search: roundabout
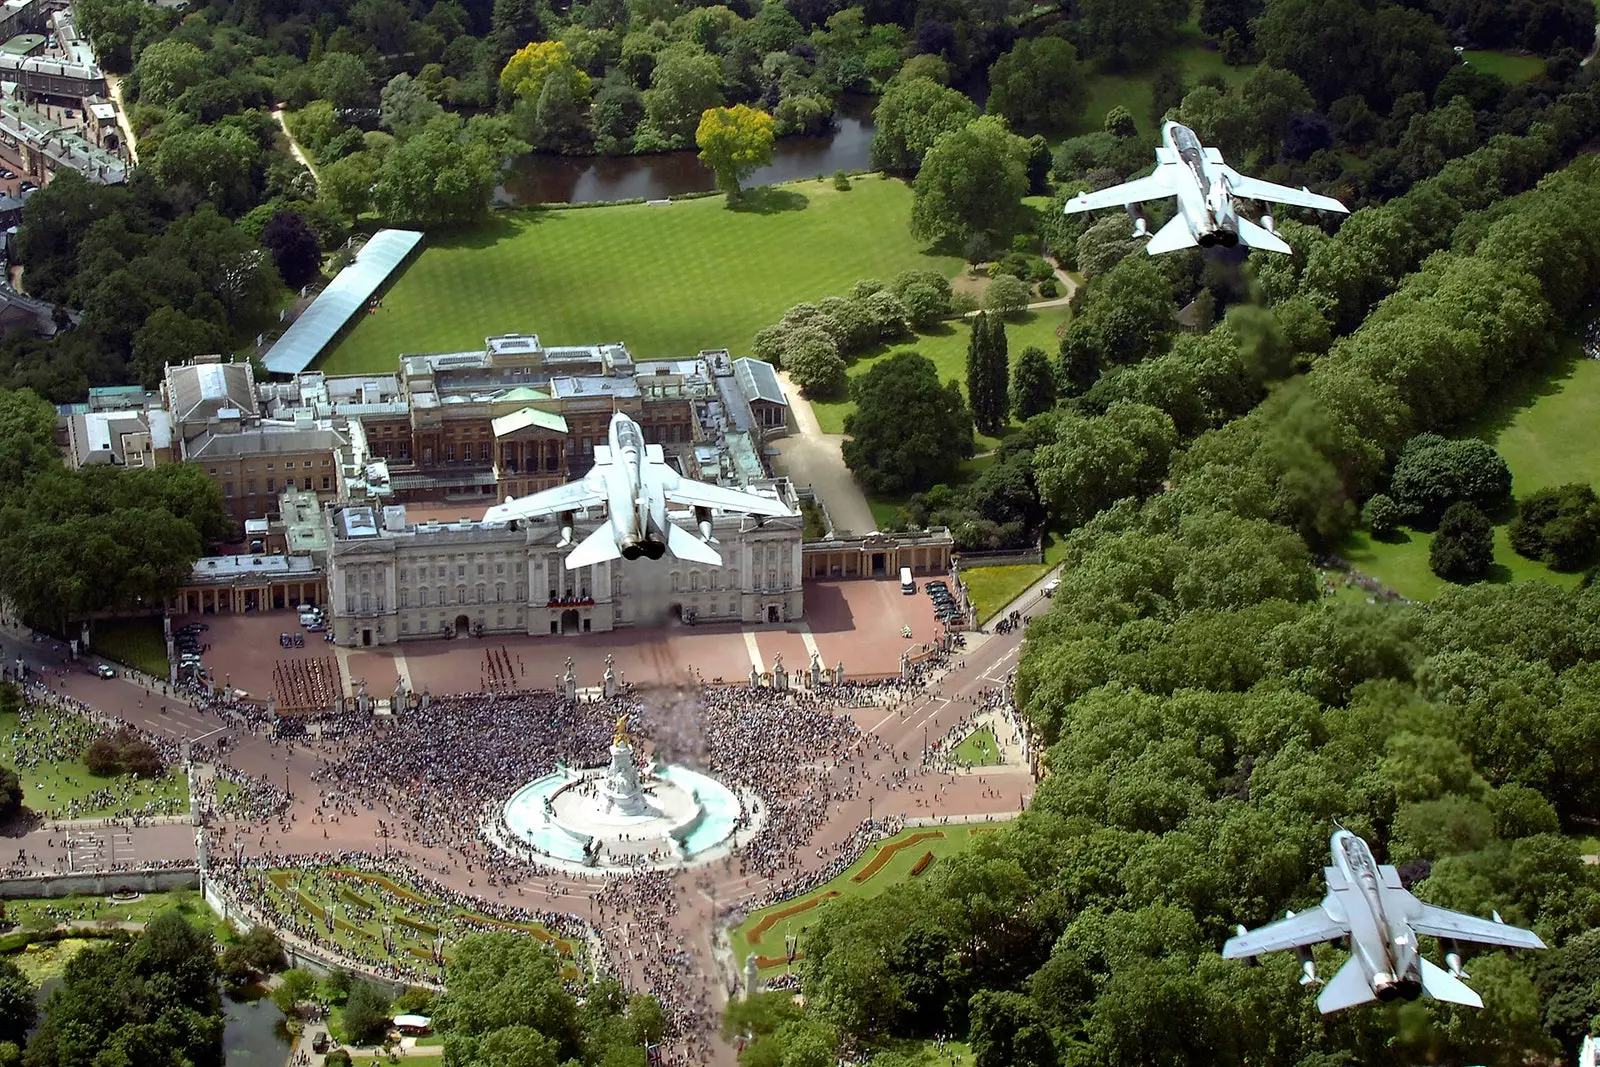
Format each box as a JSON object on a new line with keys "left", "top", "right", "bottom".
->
{"left": 494, "top": 716, "right": 761, "bottom": 872}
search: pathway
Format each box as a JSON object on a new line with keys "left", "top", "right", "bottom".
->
{"left": 273, "top": 107, "right": 318, "bottom": 184}
{"left": 767, "top": 371, "right": 876, "bottom": 534}
{"left": 103, "top": 75, "right": 139, "bottom": 165}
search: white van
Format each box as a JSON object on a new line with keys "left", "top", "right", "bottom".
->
{"left": 900, "top": 566, "right": 915, "bottom": 594}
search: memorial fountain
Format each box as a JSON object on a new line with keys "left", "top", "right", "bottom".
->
{"left": 494, "top": 706, "right": 757, "bottom": 873}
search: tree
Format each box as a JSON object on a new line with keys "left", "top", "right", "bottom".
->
{"left": 1509, "top": 484, "right": 1600, "bottom": 570}
{"left": 0, "top": 959, "right": 33, "bottom": 1047}
{"left": 147, "top": 124, "right": 259, "bottom": 216}
{"left": 1033, "top": 401, "right": 1178, "bottom": 529}
{"left": 1057, "top": 254, "right": 1175, "bottom": 368}
{"left": 314, "top": 52, "right": 374, "bottom": 110}
{"left": 318, "top": 151, "right": 380, "bottom": 222}
{"left": 983, "top": 275, "right": 1031, "bottom": 317}
{"left": 1011, "top": 345, "right": 1056, "bottom": 421}
{"left": 986, "top": 38, "right": 1087, "bottom": 134}
{"left": 843, "top": 352, "right": 974, "bottom": 496}
{"left": 342, "top": 980, "right": 392, "bottom": 1045}
{"left": 696, "top": 105, "right": 775, "bottom": 196}
{"left": 498, "top": 40, "right": 590, "bottom": 106}
{"left": 532, "top": 70, "right": 586, "bottom": 152}
{"left": 967, "top": 313, "right": 1008, "bottom": 436}
{"left": 1072, "top": 0, "right": 1190, "bottom": 69}
{"left": 261, "top": 211, "right": 322, "bottom": 290}
{"left": 490, "top": 0, "right": 542, "bottom": 64}
{"left": 642, "top": 46, "right": 723, "bottom": 147}
{"left": 0, "top": 765, "right": 19, "bottom": 821}
{"left": 1389, "top": 433, "right": 1513, "bottom": 525}
{"left": 910, "top": 115, "right": 1028, "bottom": 249}
{"left": 970, "top": 990, "right": 1056, "bottom": 1067}
{"left": 272, "top": 969, "right": 318, "bottom": 1016}
{"left": 132, "top": 308, "right": 226, "bottom": 389}
{"left": 1362, "top": 492, "right": 1403, "bottom": 540}
{"left": 136, "top": 40, "right": 209, "bottom": 107}
{"left": 782, "top": 327, "right": 846, "bottom": 397}
{"left": 379, "top": 73, "right": 442, "bottom": 136}
{"left": 1430, "top": 501, "right": 1494, "bottom": 582}
{"left": 373, "top": 118, "right": 506, "bottom": 228}
{"left": 869, "top": 77, "right": 978, "bottom": 176}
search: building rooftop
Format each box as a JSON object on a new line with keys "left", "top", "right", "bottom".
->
{"left": 1, "top": 34, "right": 42, "bottom": 55}
{"left": 0, "top": 98, "right": 122, "bottom": 183}
{"left": 735, "top": 358, "right": 787, "bottom": 407}
{"left": 262, "top": 229, "right": 424, "bottom": 375}
{"left": 185, "top": 424, "right": 346, "bottom": 459}
{"left": 190, "top": 553, "right": 319, "bottom": 583}
{"left": 491, "top": 406, "right": 568, "bottom": 437}
{"left": 166, "top": 360, "right": 255, "bottom": 426}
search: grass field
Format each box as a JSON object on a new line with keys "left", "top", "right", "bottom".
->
{"left": 4, "top": 889, "right": 204, "bottom": 931}
{"left": 256, "top": 866, "right": 578, "bottom": 979}
{"left": 323, "top": 176, "right": 962, "bottom": 372}
{"left": 1, "top": 706, "right": 187, "bottom": 820}
{"left": 953, "top": 726, "right": 1002, "bottom": 767}
{"left": 732, "top": 823, "right": 1008, "bottom": 971}
{"left": 810, "top": 306, "right": 1073, "bottom": 443}
{"left": 962, "top": 536, "right": 1067, "bottom": 624}
{"left": 1462, "top": 50, "right": 1546, "bottom": 84}
{"left": 1343, "top": 343, "right": 1600, "bottom": 600}
{"left": 90, "top": 618, "right": 167, "bottom": 677}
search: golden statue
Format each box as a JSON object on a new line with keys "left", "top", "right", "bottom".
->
{"left": 613, "top": 714, "right": 631, "bottom": 748}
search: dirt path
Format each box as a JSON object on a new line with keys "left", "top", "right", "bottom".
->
{"left": 273, "top": 107, "right": 318, "bottom": 184}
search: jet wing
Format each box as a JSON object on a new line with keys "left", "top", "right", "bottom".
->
{"left": 1402, "top": 898, "right": 1547, "bottom": 951}
{"left": 660, "top": 473, "right": 795, "bottom": 518}
{"left": 1063, "top": 168, "right": 1177, "bottom": 214}
{"left": 1222, "top": 902, "right": 1349, "bottom": 959}
{"left": 483, "top": 476, "right": 606, "bottom": 523}
{"left": 1220, "top": 167, "right": 1349, "bottom": 213}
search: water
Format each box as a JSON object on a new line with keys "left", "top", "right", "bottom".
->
{"left": 496, "top": 97, "right": 877, "bottom": 205}
{"left": 501, "top": 763, "right": 742, "bottom": 862}
{"left": 33, "top": 975, "right": 290, "bottom": 1065}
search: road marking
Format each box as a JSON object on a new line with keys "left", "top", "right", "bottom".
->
{"left": 742, "top": 631, "right": 764, "bottom": 675}
{"left": 332, "top": 645, "right": 357, "bottom": 696}
{"left": 392, "top": 647, "right": 414, "bottom": 692}
{"left": 868, "top": 709, "right": 898, "bottom": 733}
{"left": 796, "top": 623, "right": 821, "bottom": 663}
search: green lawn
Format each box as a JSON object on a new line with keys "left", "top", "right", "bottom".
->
{"left": 323, "top": 176, "right": 962, "bottom": 372}
{"left": 953, "top": 726, "right": 1002, "bottom": 767}
{"left": 1462, "top": 50, "right": 1546, "bottom": 84}
{"left": 1, "top": 706, "right": 187, "bottom": 820}
{"left": 1070, "top": 23, "right": 1256, "bottom": 137}
{"left": 1342, "top": 342, "right": 1600, "bottom": 600}
{"left": 90, "top": 618, "right": 167, "bottom": 677}
{"left": 810, "top": 306, "right": 1073, "bottom": 441}
{"left": 4, "top": 889, "right": 205, "bottom": 931}
{"left": 961, "top": 536, "right": 1068, "bottom": 624}
{"left": 732, "top": 823, "right": 1008, "bottom": 971}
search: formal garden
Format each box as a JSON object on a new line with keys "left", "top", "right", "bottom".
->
{"left": 731, "top": 822, "right": 1008, "bottom": 974}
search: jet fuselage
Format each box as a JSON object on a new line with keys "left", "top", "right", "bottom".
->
{"left": 1332, "top": 830, "right": 1423, "bottom": 1001}
{"left": 602, "top": 413, "right": 666, "bottom": 560}
{"left": 1165, "top": 121, "right": 1241, "bottom": 248}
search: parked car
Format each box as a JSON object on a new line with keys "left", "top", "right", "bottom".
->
{"left": 292, "top": 633, "right": 305, "bottom": 647}
{"left": 95, "top": 664, "right": 116, "bottom": 678}
{"left": 279, "top": 632, "right": 292, "bottom": 647}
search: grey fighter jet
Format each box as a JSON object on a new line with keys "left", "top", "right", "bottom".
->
{"left": 1062, "top": 121, "right": 1349, "bottom": 255}
{"left": 1222, "top": 829, "right": 1546, "bottom": 1013}
{"left": 483, "top": 412, "right": 795, "bottom": 570}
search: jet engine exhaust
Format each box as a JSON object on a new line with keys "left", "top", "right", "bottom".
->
{"left": 621, "top": 543, "right": 643, "bottom": 560}
{"left": 1218, "top": 229, "right": 1240, "bottom": 247}
{"left": 1199, "top": 232, "right": 1218, "bottom": 247}
{"left": 642, "top": 539, "right": 667, "bottom": 560}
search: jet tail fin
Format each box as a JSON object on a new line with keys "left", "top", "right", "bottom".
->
{"left": 1419, "top": 957, "right": 1483, "bottom": 1009}
{"left": 1316, "top": 958, "right": 1377, "bottom": 1014}
{"left": 564, "top": 525, "right": 623, "bottom": 570}
{"left": 666, "top": 521, "right": 723, "bottom": 567}
{"left": 1237, "top": 215, "right": 1293, "bottom": 254}
{"left": 1145, "top": 214, "right": 1197, "bottom": 255}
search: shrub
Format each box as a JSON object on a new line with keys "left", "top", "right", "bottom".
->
{"left": 1509, "top": 483, "right": 1600, "bottom": 569}
{"left": 783, "top": 328, "right": 847, "bottom": 397}
{"left": 951, "top": 291, "right": 981, "bottom": 315}
{"left": 1362, "top": 493, "right": 1404, "bottom": 540}
{"left": 1389, "top": 433, "right": 1512, "bottom": 524}
{"left": 900, "top": 282, "right": 949, "bottom": 327}
{"left": 983, "top": 275, "right": 1032, "bottom": 317}
{"left": 83, "top": 738, "right": 121, "bottom": 777}
{"left": 342, "top": 980, "right": 393, "bottom": 1046}
{"left": 1037, "top": 278, "right": 1059, "bottom": 299}
{"left": 833, "top": 170, "right": 850, "bottom": 190}
{"left": 1429, "top": 501, "right": 1494, "bottom": 582}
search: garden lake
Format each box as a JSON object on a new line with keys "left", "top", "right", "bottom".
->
{"left": 32, "top": 976, "right": 294, "bottom": 1065}
{"left": 496, "top": 98, "right": 876, "bottom": 205}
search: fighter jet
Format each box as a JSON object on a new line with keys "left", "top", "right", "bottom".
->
{"left": 1062, "top": 121, "right": 1349, "bottom": 255}
{"left": 483, "top": 412, "right": 794, "bottom": 571}
{"left": 1222, "top": 829, "right": 1546, "bottom": 1013}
